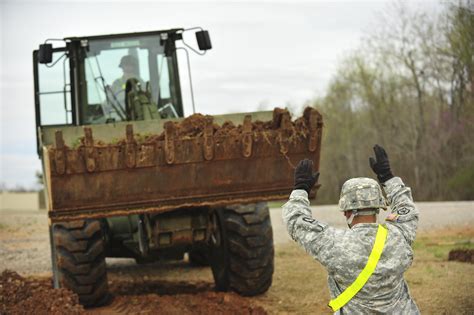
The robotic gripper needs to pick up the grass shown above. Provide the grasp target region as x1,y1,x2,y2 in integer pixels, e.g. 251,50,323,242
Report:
267,201,285,208
412,230,474,261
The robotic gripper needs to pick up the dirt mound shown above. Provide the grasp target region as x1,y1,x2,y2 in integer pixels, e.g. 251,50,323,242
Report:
0,270,84,314
177,113,215,138
70,107,315,147
0,271,266,315
167,108,310,140
448,249,474,263
102,291,266,315
98,279,267,314
214,120,242,137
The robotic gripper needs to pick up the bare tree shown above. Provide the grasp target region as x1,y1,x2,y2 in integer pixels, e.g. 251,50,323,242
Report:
311,1,474,204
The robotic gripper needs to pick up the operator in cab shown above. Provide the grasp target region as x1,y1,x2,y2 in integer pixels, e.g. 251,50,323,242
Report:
105,55,144,118
282,145,420,314
111,55,144,95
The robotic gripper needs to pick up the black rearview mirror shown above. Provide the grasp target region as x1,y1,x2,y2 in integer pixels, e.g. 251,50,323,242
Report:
196,30,212,51
38,44,53,64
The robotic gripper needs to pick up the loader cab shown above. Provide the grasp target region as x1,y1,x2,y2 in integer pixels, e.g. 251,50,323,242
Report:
33,28,211,155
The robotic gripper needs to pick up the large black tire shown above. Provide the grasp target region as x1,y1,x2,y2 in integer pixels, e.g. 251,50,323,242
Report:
209,202,274,296
51,220,109,307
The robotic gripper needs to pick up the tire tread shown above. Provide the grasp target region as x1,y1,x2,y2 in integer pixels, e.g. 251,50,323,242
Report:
52,219,109,307
211,202,274,296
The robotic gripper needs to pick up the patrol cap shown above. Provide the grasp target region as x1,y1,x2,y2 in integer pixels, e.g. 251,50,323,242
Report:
119,55,138,68
338,177,387,212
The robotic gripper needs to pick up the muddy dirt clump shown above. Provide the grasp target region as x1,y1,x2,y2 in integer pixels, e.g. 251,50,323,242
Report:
68,107,318,148
176,113,215,138
102,278,267,314
213,121,242,137
105,291,267,314
0,271,267,314
448,249,474,263
0,270,84,314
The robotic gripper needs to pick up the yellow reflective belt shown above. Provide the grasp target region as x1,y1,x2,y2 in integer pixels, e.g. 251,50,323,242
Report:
328,224,388,312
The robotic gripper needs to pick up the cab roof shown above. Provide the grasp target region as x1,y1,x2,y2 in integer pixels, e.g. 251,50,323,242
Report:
64,28,184,42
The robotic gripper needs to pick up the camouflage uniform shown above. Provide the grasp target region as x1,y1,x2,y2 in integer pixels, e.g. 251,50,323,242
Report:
104,76,144,120
110,76,145,105
282,177,420,314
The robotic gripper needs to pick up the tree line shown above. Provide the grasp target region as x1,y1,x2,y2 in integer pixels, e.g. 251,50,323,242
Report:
312,1,473,204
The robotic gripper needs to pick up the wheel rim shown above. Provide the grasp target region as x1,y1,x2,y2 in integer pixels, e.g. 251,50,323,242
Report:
210,210,221,247
209,209,228,290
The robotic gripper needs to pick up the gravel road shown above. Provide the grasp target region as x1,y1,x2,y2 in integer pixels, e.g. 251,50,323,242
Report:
1,201,473,275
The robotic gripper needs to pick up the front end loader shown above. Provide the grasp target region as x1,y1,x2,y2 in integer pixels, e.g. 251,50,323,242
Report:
33,28,323,306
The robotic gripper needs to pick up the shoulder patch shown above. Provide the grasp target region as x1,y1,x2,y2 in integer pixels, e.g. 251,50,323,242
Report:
397,208,410,215
299,216,327,232
302,217,316,224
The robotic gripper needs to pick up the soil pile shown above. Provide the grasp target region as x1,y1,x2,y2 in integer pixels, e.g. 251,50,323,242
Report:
163,108,311,140
104,291,267,314
0,270,84,314
0,271,266,314
175,113,215,138
448,249,474,263
100,279,267,314
70,107,315,147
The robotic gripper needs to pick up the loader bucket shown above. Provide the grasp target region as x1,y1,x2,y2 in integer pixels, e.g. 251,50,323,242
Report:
41,107,323,222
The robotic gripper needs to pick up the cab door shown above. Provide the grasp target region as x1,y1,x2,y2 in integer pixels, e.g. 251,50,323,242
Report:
33,47,75,155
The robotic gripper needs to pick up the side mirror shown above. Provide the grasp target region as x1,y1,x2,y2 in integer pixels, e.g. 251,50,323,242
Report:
38,44,53,64
196,30,212,51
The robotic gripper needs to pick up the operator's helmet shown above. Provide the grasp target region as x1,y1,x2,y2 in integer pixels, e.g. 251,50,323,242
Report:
119,55,139,69
338,177,387,212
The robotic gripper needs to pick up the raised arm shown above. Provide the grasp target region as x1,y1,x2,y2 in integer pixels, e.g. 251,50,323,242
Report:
282,159,338,268
369,145,419,244
382,177,419,244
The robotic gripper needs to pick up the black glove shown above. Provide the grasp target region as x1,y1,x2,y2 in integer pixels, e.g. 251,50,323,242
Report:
369,144,394,183
294,159,320,194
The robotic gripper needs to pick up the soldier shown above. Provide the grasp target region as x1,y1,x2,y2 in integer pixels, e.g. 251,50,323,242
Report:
111,55,143,97
105,55,145,119
282,145,420,314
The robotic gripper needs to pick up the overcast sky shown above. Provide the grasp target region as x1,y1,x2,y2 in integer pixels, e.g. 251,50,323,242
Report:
0,0,440,188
